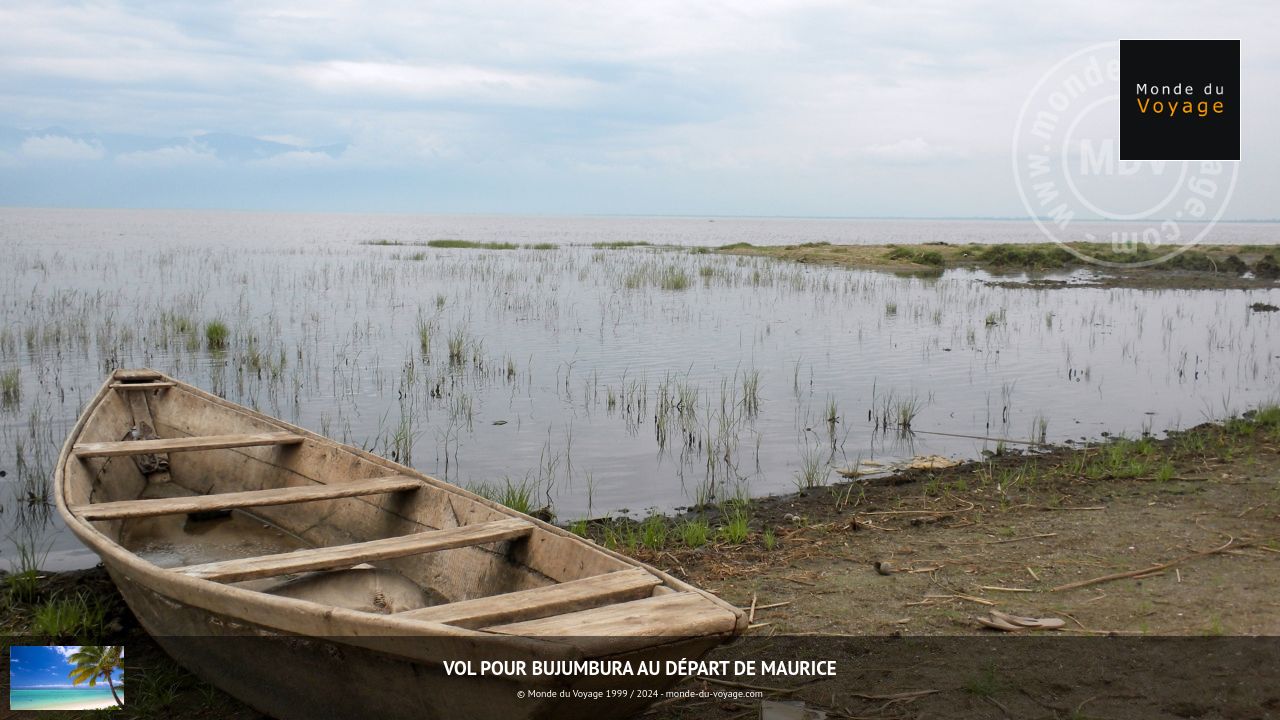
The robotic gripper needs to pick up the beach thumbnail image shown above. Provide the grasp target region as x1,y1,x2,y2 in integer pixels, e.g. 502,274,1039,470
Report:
9,646,124,711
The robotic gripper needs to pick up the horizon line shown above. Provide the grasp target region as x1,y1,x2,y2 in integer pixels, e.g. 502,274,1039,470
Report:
1,206,1277,224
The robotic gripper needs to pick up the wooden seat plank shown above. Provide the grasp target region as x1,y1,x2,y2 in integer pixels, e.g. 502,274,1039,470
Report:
73,431,303,458
398,568,661,628
114,369,163,382
482,592,737,644
72,475,424,520
110,381,177,389
176,518,534,583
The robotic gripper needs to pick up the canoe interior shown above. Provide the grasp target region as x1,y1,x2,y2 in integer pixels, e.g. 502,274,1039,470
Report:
64,373,650,612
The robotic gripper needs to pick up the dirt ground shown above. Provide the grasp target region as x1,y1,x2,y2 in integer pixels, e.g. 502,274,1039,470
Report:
3,415,1278,719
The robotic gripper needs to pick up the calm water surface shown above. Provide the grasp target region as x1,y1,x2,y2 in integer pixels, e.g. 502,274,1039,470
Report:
1,209,1277,568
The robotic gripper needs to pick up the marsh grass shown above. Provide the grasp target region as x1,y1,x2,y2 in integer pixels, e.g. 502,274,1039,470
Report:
31,592,110,641
204,320,229,349
471,477,537,515
426,239,519,250
677,517,710,548
591,241,652,249
659,266,691,290
5,529,52,604
639,514,668,550
718,502,750,544
795,442,829,489
0,367,18,408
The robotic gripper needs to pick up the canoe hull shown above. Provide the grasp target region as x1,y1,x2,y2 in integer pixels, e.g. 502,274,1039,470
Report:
108,551,721,720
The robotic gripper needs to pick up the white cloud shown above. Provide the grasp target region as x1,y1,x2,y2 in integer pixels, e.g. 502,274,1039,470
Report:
20,135,104,161
860,138,967,164
52,645,80,659
248,150,335,168
115,144,220,168
292,61,599,107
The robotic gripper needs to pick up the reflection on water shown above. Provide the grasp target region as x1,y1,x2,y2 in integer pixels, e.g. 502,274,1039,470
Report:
1,209,1277,569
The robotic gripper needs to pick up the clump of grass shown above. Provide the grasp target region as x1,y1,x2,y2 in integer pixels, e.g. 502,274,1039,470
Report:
469,478,537,515
639,514,668,551
415,314,434,356
31,592,111,641
741,370,761,415
885,246,945,267
426,239,519,250
718,242,754,250
718,502,750,544
795,444,829,489
894,395,923,431
1254,253,1280,279
762,527,778,551
447,328,467,365
525,242,558,250
677,517,710,548
1,367,19,408
131,663,191,717
979,244,1073,269
591,240,653,249
659,267,691,291
824,395,839,425
204,320,229,349
568,519,590,537
6,531,52,603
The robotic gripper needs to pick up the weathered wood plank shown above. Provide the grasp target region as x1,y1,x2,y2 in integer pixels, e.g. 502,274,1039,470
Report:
398,568,661,628
482,593,738,653
111,381,177,389
114,369,163,382
73,432,303,458
72,475,425,520
176,518,534,583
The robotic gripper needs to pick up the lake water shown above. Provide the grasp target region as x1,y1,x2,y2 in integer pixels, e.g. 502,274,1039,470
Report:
9,686,122,710
1,208,1277,569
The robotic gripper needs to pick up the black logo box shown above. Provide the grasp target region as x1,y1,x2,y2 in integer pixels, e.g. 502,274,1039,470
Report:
1120,39,1240,161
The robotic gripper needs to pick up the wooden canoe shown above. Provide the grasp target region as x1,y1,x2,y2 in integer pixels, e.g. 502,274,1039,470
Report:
56,369,746,720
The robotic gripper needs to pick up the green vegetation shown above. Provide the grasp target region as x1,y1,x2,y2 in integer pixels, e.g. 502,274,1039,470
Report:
526,242,558,250
1,366,19,407
977,244,1073,269
68,645,124,707
33,593,111,641
886,245,945,267
639,514,668,551
204,320,230,349
795,443,829,489
470,478,537,515
718,502,751,544
426,239,519,249
659,266,691,290
591,240,653,249
677,517,710,548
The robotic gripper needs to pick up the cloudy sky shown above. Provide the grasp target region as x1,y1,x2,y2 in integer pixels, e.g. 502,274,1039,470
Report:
1,1,1276,217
